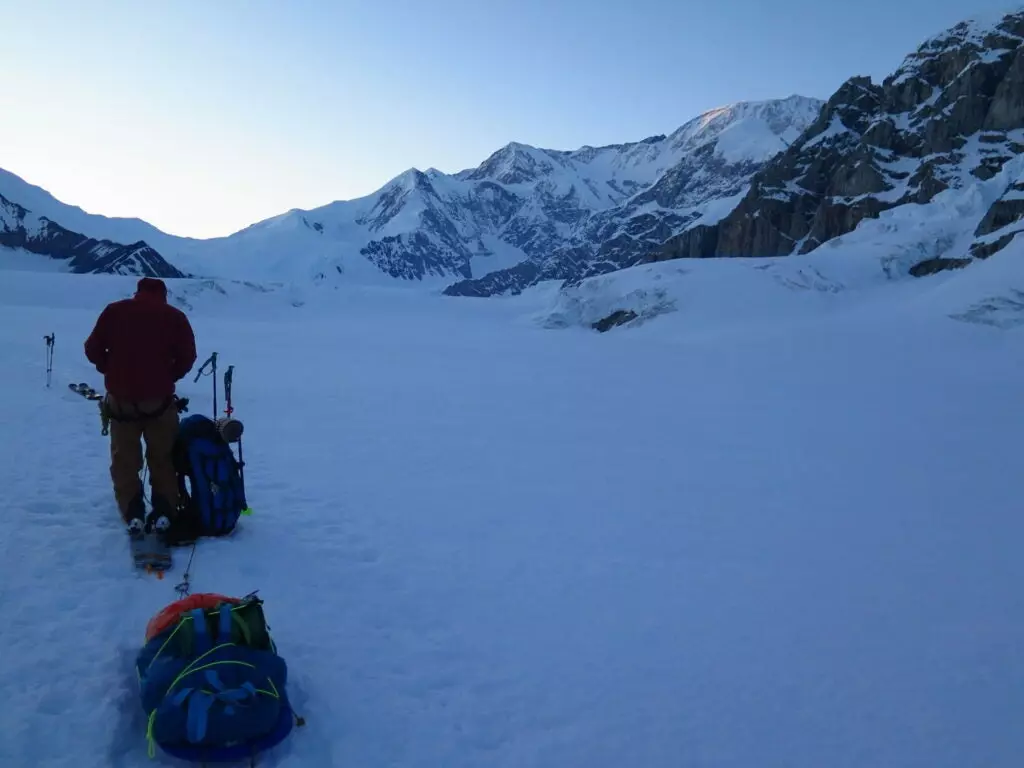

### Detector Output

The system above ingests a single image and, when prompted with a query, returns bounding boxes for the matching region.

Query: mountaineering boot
[146,494,174,538]
[143,493,175,572]
[125,492,146,539]
[146,514,171,537]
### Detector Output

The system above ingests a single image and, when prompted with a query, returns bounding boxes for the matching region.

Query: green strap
[230,609,253,645]
[146,709,157,758]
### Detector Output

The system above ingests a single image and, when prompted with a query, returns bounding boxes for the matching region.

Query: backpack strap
[190,609,210,655]
[186,690,215,743]
[168,669,262,745]
[161,685,213,744]
[231,610,252,646]
[218,603,233,643]
[204,669,259,707]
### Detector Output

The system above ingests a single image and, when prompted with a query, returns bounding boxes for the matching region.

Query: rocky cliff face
[0,193,185,277]
[653,11,1024,272]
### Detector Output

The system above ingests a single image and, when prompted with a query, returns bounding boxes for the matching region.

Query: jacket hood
[135,277,168,302]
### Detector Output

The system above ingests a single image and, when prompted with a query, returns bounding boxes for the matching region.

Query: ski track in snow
[1,265,1024,767]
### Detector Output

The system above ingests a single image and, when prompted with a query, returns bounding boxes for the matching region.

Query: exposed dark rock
[592,309,639,332]
[444,261,542,297]
[909,257,973,277]
[976,190,1024,236]
[647,224,720,262]
[970,232,1019,259]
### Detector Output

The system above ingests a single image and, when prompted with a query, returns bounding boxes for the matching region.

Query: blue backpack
[174,414,247,541]
[136,594,296,763]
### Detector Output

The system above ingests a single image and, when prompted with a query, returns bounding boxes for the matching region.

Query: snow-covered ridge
[917,8,1022,53]
[443,95,824,296]
[889,9,1024,89]
[667,96,822,161]
[0,95,823,290]
[0,189,184,278]
[0,167,194,255]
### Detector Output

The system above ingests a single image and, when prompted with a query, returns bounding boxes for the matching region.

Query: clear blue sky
[0,0,1015,238]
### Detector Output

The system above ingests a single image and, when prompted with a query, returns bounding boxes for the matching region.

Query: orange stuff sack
[145,592,241,641]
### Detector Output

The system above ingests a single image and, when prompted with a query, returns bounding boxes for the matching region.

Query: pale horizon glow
[1,0,1015,239]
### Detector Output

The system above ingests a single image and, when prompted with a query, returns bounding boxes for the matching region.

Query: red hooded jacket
[84,278,197,402]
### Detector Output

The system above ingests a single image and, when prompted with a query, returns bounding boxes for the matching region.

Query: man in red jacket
[84,277,197,536]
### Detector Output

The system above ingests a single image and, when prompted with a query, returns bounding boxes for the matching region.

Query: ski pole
[217,363,247,514]
[217,365,243,443]
[43,333,55,388]
[224,365,234,418]
[194,352,218,419]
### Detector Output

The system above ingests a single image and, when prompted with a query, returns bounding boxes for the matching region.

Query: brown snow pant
[106,394,180,523]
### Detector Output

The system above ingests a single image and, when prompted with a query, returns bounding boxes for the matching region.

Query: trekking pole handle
[224,365,234,416]
[194,351,218,382]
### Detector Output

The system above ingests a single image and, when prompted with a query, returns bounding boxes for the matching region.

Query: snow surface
[1,237,1023,766]
[0,246,70,273]
[469,234,530,276]
[712,116,800,164]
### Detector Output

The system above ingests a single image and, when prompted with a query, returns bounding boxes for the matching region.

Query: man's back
[84,277,197,532]
[85,278,197,402]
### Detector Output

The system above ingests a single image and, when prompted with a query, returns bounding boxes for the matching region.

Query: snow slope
[1,246,1022,766]
[0,246,67,273]
[540,146,1024,334]
[0,191,185,278]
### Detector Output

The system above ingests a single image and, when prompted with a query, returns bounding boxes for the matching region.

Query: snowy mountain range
[3,8,1024,293]
[0,98,824,288]
[444,97,822,296]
